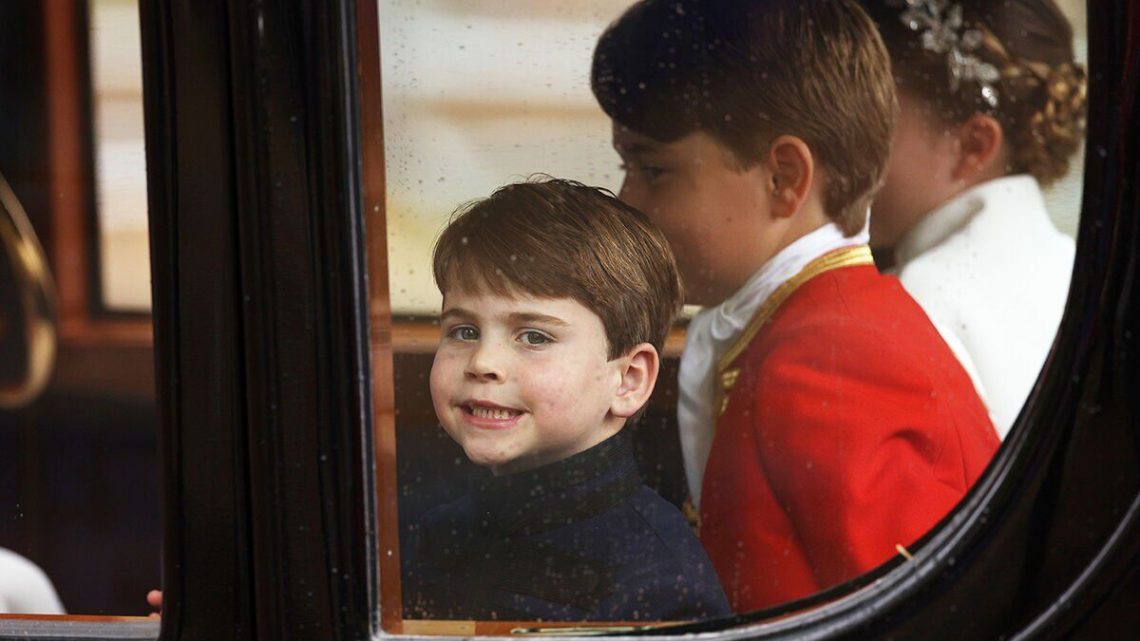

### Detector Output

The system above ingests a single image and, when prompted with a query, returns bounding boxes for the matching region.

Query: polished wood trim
[390,320,687,357]
[42,0,89,329]
[140,0,254,638]
[0,614,149,623]
[57,319,152,348]
[212,0,376,636]
[395,619,681,636]
[390,321,438,354]
[52,342,154,397]
[412,98,603,121]
[358,0,404,630]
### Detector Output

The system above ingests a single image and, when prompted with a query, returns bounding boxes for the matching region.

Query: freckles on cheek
[429,355,457,400]
[530,382,566,415]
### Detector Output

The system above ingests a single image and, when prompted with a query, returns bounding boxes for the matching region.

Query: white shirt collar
[677,220,870,506]
[895,175,1043,268]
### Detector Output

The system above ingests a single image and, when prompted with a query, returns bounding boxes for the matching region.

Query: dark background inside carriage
[0,394,160,616]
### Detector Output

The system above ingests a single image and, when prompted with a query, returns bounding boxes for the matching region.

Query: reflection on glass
[0,0,158,616]
[0,172,56,410]
[376,0,1086,627]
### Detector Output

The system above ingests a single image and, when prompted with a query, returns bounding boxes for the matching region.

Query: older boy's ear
[951,114,1005,182]
[610,343,659,418]
[766,135,815,219]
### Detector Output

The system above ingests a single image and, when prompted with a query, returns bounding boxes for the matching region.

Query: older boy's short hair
[432,177,685,358]
[591,0,897,235]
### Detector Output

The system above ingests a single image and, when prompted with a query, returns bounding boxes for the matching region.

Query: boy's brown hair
[591,0,897,235]
[432,177,684,358]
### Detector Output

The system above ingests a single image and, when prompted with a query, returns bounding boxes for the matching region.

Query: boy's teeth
[470,406,518,419]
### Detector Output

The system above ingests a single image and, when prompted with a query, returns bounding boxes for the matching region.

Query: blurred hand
[147,589,162,619]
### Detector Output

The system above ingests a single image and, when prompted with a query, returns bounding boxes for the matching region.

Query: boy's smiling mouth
[462,400,524,423]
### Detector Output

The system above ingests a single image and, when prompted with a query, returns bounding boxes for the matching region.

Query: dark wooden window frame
[4,0,1140,639]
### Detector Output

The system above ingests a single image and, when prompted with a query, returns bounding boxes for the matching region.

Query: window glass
[381,0,630,315]
[91,0,149,312]
[0,0,158,618]
[373,0,1087,631]
[1042,1,1086,237]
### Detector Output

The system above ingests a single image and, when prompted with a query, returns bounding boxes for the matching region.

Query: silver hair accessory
[887,0,1001,108]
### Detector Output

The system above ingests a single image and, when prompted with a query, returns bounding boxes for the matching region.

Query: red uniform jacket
[699,257,999,612]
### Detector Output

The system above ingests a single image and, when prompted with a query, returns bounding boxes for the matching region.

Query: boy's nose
[617,176,635,205]
[464,343,506,382]
[617,177,647,212]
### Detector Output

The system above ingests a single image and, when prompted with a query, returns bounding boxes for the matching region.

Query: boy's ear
[610,343,659,418]
[951,113,1005,182]
[765,135,815,219]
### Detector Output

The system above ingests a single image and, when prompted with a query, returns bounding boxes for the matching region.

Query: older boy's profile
[593,0,1000,610]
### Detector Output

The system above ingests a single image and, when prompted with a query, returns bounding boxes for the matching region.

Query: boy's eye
[619,162,666,182]
[447,326,479,341]
[518,330,552,346]
[642,166,665,180]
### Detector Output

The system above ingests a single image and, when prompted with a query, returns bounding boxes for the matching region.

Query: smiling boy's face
[430,285,628,475]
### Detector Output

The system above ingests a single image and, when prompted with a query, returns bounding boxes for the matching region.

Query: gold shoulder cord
[713,245,874,417]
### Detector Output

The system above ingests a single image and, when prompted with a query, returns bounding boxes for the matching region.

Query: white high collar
[894,175,1044,268]
[678,221,869,506]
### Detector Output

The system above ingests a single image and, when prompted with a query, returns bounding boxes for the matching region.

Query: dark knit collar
[471,429,641,536]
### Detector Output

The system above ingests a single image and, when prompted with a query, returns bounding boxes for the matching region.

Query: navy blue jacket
[402,430,730,621]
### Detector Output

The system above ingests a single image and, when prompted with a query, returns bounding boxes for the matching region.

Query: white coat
[890,175,1075,439]
[0,547,64,614]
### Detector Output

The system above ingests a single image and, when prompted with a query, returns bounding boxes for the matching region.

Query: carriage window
[90,0,150,313]
[368,0,1087,633]
[0,0,158,618]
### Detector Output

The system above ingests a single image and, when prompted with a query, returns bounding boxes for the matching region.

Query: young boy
[402,178,730,622]
[592,0,1000,611]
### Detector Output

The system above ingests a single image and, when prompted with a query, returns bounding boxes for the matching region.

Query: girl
[860,0,1087,437]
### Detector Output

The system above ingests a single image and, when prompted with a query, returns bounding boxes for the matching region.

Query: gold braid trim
[712,245,873,417]
[716,245,874,375]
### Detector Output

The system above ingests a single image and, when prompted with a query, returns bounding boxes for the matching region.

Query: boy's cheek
[428,359,456,410]
[429,350,460,380]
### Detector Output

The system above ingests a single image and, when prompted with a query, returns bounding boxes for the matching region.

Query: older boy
[402,178,729,622]
[592,0,1000,610]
